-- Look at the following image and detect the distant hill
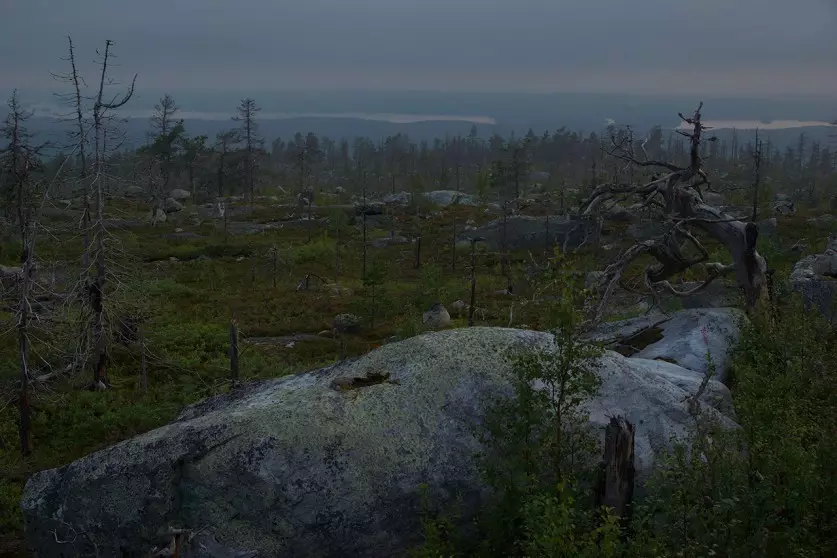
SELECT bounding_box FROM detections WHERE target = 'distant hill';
[6,89,835,152]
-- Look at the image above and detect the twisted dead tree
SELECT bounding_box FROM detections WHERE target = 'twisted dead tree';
[583,103,768,325]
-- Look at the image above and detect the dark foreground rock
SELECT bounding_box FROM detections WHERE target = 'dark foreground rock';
[22,325,737,557]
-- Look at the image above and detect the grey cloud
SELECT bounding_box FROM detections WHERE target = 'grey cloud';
[1,0,835,95]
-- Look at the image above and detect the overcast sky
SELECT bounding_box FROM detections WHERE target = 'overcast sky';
[1,0,836,97]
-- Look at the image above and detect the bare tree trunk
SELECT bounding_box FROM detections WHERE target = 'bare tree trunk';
[751,131,762,222]
[89,40,136,390]
[415,236,422,269]
[595,416,635,523]
[335,224,341,277]
[468,240,478,326]
[272,246,278,288]
[18,254,32,456]
[139,321,147,393]
[229,320,239,387]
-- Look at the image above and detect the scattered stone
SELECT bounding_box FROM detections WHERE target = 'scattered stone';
[354,200,384,215]
[383,191,412,206]
[422,190,477,207]
[450,300,468,317]
[371,235,410,248]
[124,185,145,198]
[773,199,795,215]
[422,303,451,330]
[164,197,183,214]
[170,188,191,201]
[333,313,362,334]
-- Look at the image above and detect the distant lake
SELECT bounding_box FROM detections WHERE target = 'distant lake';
[678,119,835,131]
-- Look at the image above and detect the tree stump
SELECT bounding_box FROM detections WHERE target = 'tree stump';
[595,416,636,523]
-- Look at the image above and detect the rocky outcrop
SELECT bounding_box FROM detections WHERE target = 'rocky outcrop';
[791,236,837,318]
[582,308,745,384]
[21,323,738,558]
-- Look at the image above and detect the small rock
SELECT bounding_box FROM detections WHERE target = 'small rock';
[333,313,362,334]
[124,185,145,199]
[422,303,451,330]
[174,228,184,233]
[170,189,191,201]
[165,197,183,214]
[450,300,468,317]
[773,200,795,215]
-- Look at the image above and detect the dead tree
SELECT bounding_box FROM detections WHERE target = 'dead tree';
[51,36,91,263]
[583,103,769,324]
[468,237,483,326]
[2,91,74,455]
[750,130,763,222]
[149,94,183,209]
[233,98,261,203]
[1,92,42,456]
[229,319,240,387]
[89,40,136,389]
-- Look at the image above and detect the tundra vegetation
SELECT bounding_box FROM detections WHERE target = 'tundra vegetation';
[1,40,837,555]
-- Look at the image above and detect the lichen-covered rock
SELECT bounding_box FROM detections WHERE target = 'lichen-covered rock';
[422,303,451,329]
[333,313,362,334]
[791,236,837,318]
[21,326,737,558]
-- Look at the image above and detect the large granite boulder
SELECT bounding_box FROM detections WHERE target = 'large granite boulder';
[21,326,737,558]
[791,236,837,318]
